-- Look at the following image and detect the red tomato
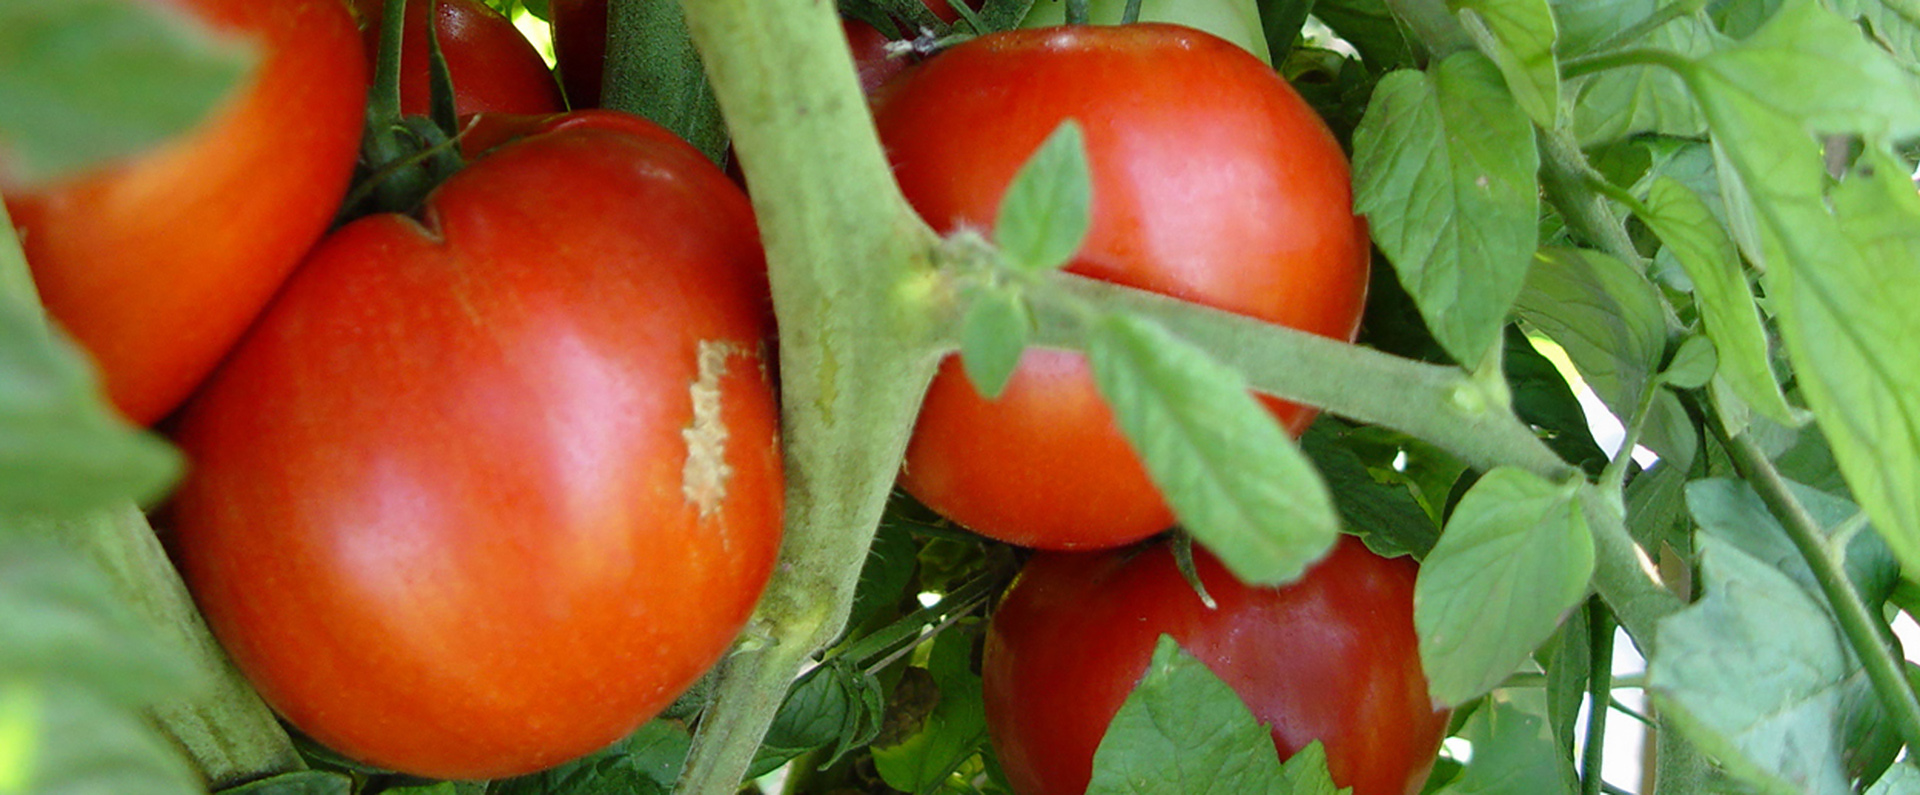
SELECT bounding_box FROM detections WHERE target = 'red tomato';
[351,0,565,117]
[167,111,783,779]
[1,0,366,424]
[983,537,1450,795]
[874,25,1370,550]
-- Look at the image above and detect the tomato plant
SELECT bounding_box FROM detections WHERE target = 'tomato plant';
[875,24,1370,550]
[1,0,366,425]
[165,110,784,779]
[350,0,565,117]
[982,536,1449,795]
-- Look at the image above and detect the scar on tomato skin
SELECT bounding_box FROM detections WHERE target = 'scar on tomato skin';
[684,340,750,518]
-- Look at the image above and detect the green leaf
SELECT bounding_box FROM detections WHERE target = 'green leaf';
[1353,53,1540,366]
[873,626,991,794]
[1648,537,1880,795]
[215,770,354,795]
[1312,0,1418,70]
[1833,0,1920,67]
[1694,0,1920,140]
[1867,763,1920,795]
[1637,176,1800,425]
[848,517,920,633]
[1451,0,1561,128]
[1512,248,1667,426]
[1255,0,1316,62]
[1567,11,1712,146]
[755,661,884,776]
[1087,313,1338,586]
[1506,329,1609,474]
[1661,334,1717,390]
[1299,418,1440,559]
[959,287,1032,400]
[0,0,256,184]
[1438,690,1576,795]
[0,541,203,795]
[489,721,690,795]
[1686,477,1901,612]
[0,298,182,518]
[1538,608,1589,773]
[994,121,1092,274]
[1415,468,1594,706]
[1086,636,1302,795]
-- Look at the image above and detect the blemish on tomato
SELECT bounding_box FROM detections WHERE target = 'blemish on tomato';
[683,340,744,517]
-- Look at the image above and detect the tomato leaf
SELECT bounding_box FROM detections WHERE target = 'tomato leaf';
[1513,248,1666,428]
[1415,467,1594,706]
[958,286,1033,400]
[1312,0,1418,71]
[1298,418,1439,559]
[1659,335,1716,390]
[0,0,256,185]
[0,540,203,795]
[1353,52,1539,367]
[0,299,182,518]
[1435,689,1577,795]
[994,120,1092,275]
[1554,0,1710,145]
[1637,175,1800,425]
[489,721,690,795]
[1685,0,1920,589]
[1086,635,1339,795]
[1087,312,1338,586]
[1648,537,1884,795]
[872,625,990,794]
[1868,764,1920,795]
[753,661,884,776]
[1451,0,1560,128]
[214,771,354,795]
[1686,478,1902,618]
[1831,0,1920,67]
[1505,328,1609,475]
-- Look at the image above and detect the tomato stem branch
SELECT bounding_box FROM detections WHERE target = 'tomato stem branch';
[603,0,729,165]
[1581,600,1616,795]
[1718,427,1920,755]
[31,508,304,787]
[673,0,950,786]
[1538,127,1645,270]
[1559,47,1697,81]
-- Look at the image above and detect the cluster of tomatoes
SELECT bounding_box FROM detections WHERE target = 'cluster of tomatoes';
[5,0,1447,792]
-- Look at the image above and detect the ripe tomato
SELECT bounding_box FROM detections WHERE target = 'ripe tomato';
[874,24,1370,550]
[1,0,365,425]
[983,537,1450,795]
[167,110,783,779]
[350,0,566,117]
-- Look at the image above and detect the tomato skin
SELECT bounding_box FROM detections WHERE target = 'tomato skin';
[982,538,1450,795]
[1,0,366,425]
[875,24,1370,550]
[351,0,565,117]
[168,112,783,779]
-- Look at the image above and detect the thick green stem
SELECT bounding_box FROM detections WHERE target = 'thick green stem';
[1035,273,1570,479]
[603,0,729,165]
[1538,127,1645,269]
[673,0,947,788]
[1722,430,1920,754]
[1029,273,1686,643]
[0,197,298,787]
[1560,47,1697,81]
[31,509,302,788]
[1582,601,1616,795]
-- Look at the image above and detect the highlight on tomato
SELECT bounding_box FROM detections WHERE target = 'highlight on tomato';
[1,0,367,425]
[982,536,1450,795]
[875,23,1371,550]
[166,109,784,779]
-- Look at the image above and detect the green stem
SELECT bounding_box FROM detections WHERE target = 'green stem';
[1560,47,1696,81]
[1035,272,1572,479]
[1581,601,1616,795]
[604,0,729,164]
[0,197,298,787]
[1611,696,1652,727]
[831,563,1006,669]
[369,0,407,134]
[1538,127,1644,269]
[423,0,459,139]
[32,509,302,787]
[1721,430,1920,755]
[1601,373,1661,492]
[1380,0,1473,61]
[673,0,947,788]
